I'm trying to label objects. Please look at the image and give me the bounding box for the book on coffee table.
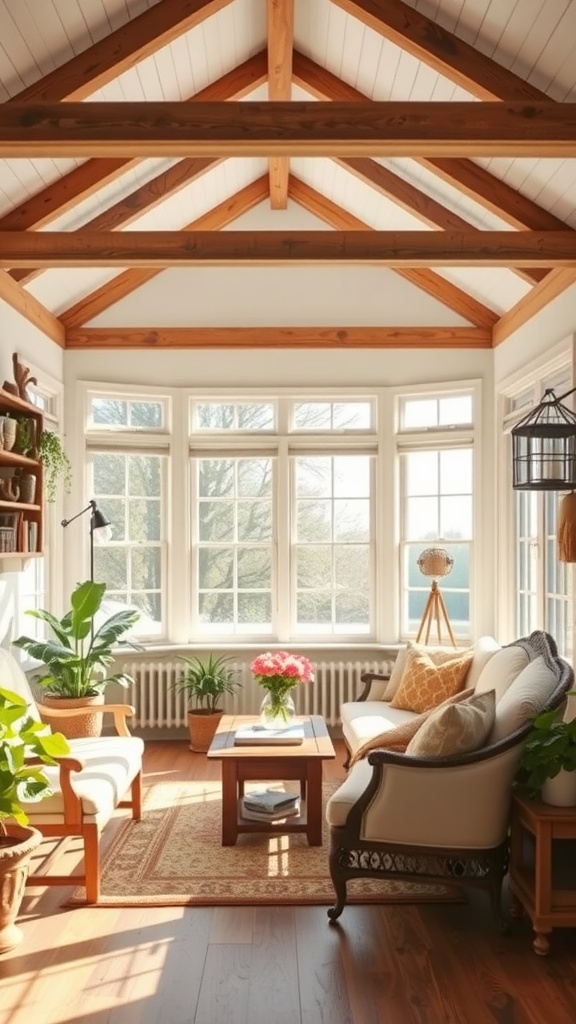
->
[233,723,305,745]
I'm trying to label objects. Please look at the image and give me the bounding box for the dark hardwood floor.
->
[1,740,575,1024]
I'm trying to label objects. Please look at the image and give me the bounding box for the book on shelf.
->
[241,799,301,822]
[243,788,300,815]
[234,723,305,746]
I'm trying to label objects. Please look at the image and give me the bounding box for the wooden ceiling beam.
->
[493,270,576,346]
[288,176,497,330]
[11,0,235,103]
[60,177,270,329]
[4,230,576,268]
[0,52,268,236]
[268,0,294,209]
[331,0,547,102]
[1,101,575,158]
[293,53,570,233]
[0,270,64,346]
[11,156,221,286]
[337,157,542,286]
[65,326,491,349]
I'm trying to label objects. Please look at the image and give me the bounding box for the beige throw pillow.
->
[405,690,496,758]
[390,646,473,714]
[349,687,475,766]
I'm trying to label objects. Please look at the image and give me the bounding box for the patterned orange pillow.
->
[390,647,473,714]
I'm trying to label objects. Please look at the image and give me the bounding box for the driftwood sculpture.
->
[11,352,37,403]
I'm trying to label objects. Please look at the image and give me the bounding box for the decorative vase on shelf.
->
[259,691,296,730]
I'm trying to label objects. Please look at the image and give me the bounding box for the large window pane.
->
[92,451,164,638]
[294,455,372,635]
[195,457,274,635]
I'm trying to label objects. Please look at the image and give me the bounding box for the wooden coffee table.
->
[207,714,335,846]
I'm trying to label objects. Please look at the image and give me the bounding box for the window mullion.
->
[276,439,290,640]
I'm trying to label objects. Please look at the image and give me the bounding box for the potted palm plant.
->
[172,654,241,752]
[13,580,142,739]
[516,696,576,806]
[0,686,70,953]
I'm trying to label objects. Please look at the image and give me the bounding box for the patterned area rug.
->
[67,778,463,907]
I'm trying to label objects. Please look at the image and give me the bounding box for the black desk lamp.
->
[61,500,112,581]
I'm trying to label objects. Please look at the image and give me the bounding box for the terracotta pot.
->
[0,824,43,954]
[187,709,224,753]
[40,694,105,739]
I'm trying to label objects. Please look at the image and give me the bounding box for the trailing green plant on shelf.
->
[38,428,73,503]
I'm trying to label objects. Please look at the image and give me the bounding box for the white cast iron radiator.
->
[124,657,391,729]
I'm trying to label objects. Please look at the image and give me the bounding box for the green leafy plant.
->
[172,654,241,714]
[0,686,70,827]
[516,694,576,797]
[13,580,142,699]
[38,429,73,503]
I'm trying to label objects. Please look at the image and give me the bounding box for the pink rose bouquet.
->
[251,651,314,722]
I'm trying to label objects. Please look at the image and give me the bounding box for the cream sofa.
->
[326,631,574,924]
[0,647,144,903]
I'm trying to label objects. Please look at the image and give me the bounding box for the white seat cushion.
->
[341,701,417,753]
[21,735,145,825]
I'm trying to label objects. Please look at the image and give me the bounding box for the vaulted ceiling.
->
[1,0,576,352]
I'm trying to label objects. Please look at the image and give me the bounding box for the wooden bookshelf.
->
[0,388,43,558]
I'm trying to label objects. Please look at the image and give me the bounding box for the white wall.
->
[494,281,576,384]
[0,306,63,386]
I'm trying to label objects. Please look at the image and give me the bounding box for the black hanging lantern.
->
[511,387,576,491]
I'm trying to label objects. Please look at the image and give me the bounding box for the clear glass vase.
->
[259,691,296,730]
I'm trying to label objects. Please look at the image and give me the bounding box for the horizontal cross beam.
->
[1,230,576,268]
[1,102,575,157]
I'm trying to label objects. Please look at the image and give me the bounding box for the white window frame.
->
[72,380,484,648]
[497,341,575,656]
[394,381,480,643]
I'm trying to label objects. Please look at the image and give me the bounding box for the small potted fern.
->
[172,654,241,752]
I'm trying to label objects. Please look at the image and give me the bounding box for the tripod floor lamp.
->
[416,547,457,648]
[61,500,112,581]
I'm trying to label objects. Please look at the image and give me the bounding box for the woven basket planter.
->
[187,709,224,752]
[40,694,105,739]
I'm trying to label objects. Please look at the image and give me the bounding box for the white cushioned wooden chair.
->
[0,646,144,903]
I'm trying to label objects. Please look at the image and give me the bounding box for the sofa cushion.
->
[381,647,408,700]
[341,701,416,753]
[489,656,559,743]
[390,647,473,714]
[349,687,475,766]
[474,644,530,702]
[466,636,501,690]
[405,690,496,758]
[382,643,458,701]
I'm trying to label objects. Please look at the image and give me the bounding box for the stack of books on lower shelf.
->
[241,788,301,822]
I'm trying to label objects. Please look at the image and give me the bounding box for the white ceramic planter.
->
[541,769,576,807]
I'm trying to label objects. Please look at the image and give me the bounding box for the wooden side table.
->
[509,791,576,955]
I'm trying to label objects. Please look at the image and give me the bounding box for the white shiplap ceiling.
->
[0,0,575,349]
